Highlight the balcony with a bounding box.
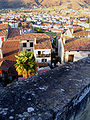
[36,54,51,58]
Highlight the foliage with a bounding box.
[22,15,26,19]
[34,27,44,33]
[15,51,37,78]
[44,32,57,36]
[23,22,28,28]
[86,18,90,23]
[31,21,36,24]
[18,22,22,27]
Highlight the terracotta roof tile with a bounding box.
[7,33,50,42]
[34,40,52,49]
[0,24,8,30]
[65,37,90,51]
[69,26,82,34]
[73,31,90,37]
[0,24,9,37]
[8,28,20,38]
[0,40,20,74]
[0,40,20,67]
[21,33,50,41]
[2,40,20,56]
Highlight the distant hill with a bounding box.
[0,0,90,9]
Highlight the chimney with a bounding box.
[34,38,36,44]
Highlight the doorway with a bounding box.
[68,55,74,62]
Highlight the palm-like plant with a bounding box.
[15,51,37,78]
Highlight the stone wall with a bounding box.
[0,57,90,120]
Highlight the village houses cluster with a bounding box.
[0,9,90,81]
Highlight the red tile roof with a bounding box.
[0,40,20,71]
[21,33,50,41]
[0,40,20,75]
[42,23,50,26]
[2,40,20,57]
[7,32,51,42]
[64,37,90,51]
[0,24,9,37]
[69,26,82,33]
[8,28,20,39]
[0,24,8,30]
[34,40,52,49]
[73,31,90,37]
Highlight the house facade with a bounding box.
[58,26,90,64]
[19,33,52,66]
[0,26,52,77]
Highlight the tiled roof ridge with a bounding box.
[64,37,90,51]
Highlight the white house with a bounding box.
[34,39,52,64]
[58,36,90,64]
[58,25,90,63]
[20,33,52,67]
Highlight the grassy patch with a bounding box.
[44,32,57,36]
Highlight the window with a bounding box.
[68,55,74,62]
[23,43,27,47]
[27,49,31,51]
[42,59,47,62]
[38,51,41,55]
[42,59,44,62]
[42,51,45,54]
[45,59,47,62]
[30,42,33,47]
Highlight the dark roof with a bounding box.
[8,28,20,38]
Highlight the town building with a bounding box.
[58,26,90,64]
[0,24,52,77]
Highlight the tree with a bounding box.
[86,18,90,23]
[15,51,37,78]
[34,27,44,33]
[18,22,22,27]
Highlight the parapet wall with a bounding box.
[0,57,90,120]
[55,84,90,120]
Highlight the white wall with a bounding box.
[65,51,90,62]
[65,28,73,37]
[58,38,64,64]
[11,23,18,28]
[34,49,51,63]
[20,40,34,52]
